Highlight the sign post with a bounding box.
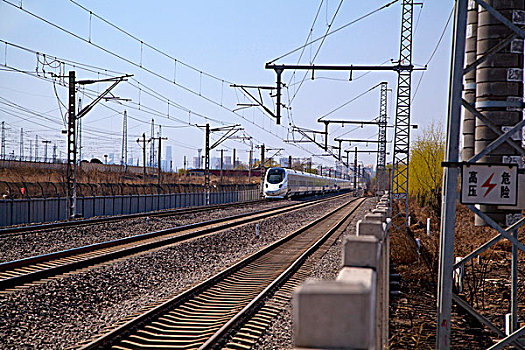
[460,164,518,206]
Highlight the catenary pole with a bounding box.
[436,0,467,348]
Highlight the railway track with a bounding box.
[80,196,365,350]
[0,199,266,238]
[0,193,351,293]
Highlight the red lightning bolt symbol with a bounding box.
[481,173,497,197]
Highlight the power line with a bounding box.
[412,6,454,101]
[268,0,400,64]
[68,0,233,85]
[287,0,325,88]
[1,37,297,151]
[0,39,125,77]
[0,44,333,166]
[289,0,344,104]
[1,2,245,126]
[319,83,381,119]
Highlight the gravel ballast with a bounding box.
[253,197,376,350]
[0,195,358,349]
[0,199,300,263]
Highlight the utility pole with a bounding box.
[232,148,236,169]
[183,156,187,170]
[66,70,77,219]
[353,147,358,196]
[19,128,24,161]
[29,140,33,162]
[288,155,292,169]
[199,123,242,205]
[219,149,227,183]
[0,121,5,160]
[345,150,351,179]
[154,135,167,186]
[149,119,155,167]
[121,110,128,171]
[42,140,51,163]
[77,97,83,163]
[63,71,131,219]
[52,143,57,163]
[205,124,210,204]
[248,142,253,183]
[136,133,147,182]
[260,144,265,197]
[35,135,39,162]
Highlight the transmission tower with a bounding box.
[438,0,525,348]
[391,0,414,233]
[376,82,388,194]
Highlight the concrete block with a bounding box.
[293,270,376,349]
[364,213,384,223]
[371,209,387,221]
[357,219,385,239]
[376,204,391,217]
[343,235,380,269]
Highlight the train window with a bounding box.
[266,168,285,184]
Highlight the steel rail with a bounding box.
[80,197,364,350]
[0,198,264,238]
[0,193,351,291]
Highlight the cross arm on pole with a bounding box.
[231,84,279,122]
[77,74,132,119]
[209,125,243,150]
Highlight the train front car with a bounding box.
[263,167,288,199]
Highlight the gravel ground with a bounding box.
[252,197,376,350]
[0,199,301,263]
[0,195,354,349]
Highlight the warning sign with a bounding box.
[461,164,518,205]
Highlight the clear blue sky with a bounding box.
[0,0,454,170]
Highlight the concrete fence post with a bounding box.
[293,206,391,349]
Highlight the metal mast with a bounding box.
[438,0,525,348]
[376,82,388,194]
[0,121,5,160]
[205,124,210,205]
[66,71,77,219]
[35,135,39,162]
[149,119,156,167]
[121,110,128,170]
[19,128,23,161]
[391,0,414,233]
[77,97,83,163]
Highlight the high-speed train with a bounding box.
[263,167,352,199]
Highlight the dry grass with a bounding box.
[0,164,257,198]
[390,197,524,348]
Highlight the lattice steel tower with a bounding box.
[391,0,414,232]
[376,82,388,193]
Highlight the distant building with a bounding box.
[164,145,172,171]
[224,156,232,169]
